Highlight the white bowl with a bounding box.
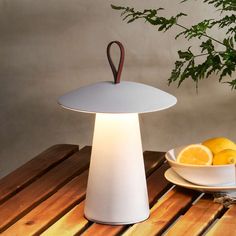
[165,146,236,186]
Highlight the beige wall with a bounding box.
[1,0,236,177]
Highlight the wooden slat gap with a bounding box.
[164,194,225,236]
[150,184,173,209]
[200,209,226,236]
[122,188,200,236]
[153,185,176,205]
[0,144,78,205]
[0,146,91,233]
[0,166,88,233]
[192,192,205,205]
[156,199,197,236]
[203,218,220,235]
[214,205,229,219]
[148,182,173,209]
[163,214,184,235]
[36,196,87,235]
[74,221,94,236]
[2,170,89,235]
[202,205,229,236]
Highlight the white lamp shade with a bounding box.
[58,81,177,114]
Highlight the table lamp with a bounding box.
[58,41,177,225]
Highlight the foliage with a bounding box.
[111,0,236,89]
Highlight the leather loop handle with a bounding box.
[107,41,125,84]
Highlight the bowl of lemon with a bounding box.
[165,137,236,186]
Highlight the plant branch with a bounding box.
[175,23,235,51]
[111,3,236,89]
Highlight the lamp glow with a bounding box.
[85,113,149,224]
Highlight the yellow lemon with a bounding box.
[202,137,236,155]
[177,144,213,165]
[213,149,236,165]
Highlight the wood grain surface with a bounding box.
[122,188,199,236]
[166,196,223,236]
[206,205,236,236]
[0,146,90,232]
[0,144,78,204]
[0,145,235,236]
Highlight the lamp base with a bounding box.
[84,214,149,225]
[84,113,149,225]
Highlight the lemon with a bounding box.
[177,144,213,165]
[202,137,236,155]
[213,149,236,165]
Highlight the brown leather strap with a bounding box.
[106,41,125,84]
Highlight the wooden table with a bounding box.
[0,144,235,236]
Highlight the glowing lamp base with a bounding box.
[84,113,149,224]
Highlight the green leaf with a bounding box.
[200,39,214,53]
[178,49,193,60]
[111,4,126,10]
[111,1,236,90]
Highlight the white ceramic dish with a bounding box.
[165,146,236,186]
[165,168,236,193]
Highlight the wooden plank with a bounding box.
[45,162,171,236]
[81,221,125,236]
[147,162,171,207]
[2,171,89,236]
[7,151,167,236]
[143,151,165,176]
[206,205,236,236]
[122,187,199,236]
[166,196,223,236]
[41,202,90,236]
[0,146,91,232]
[0,144,78,204]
